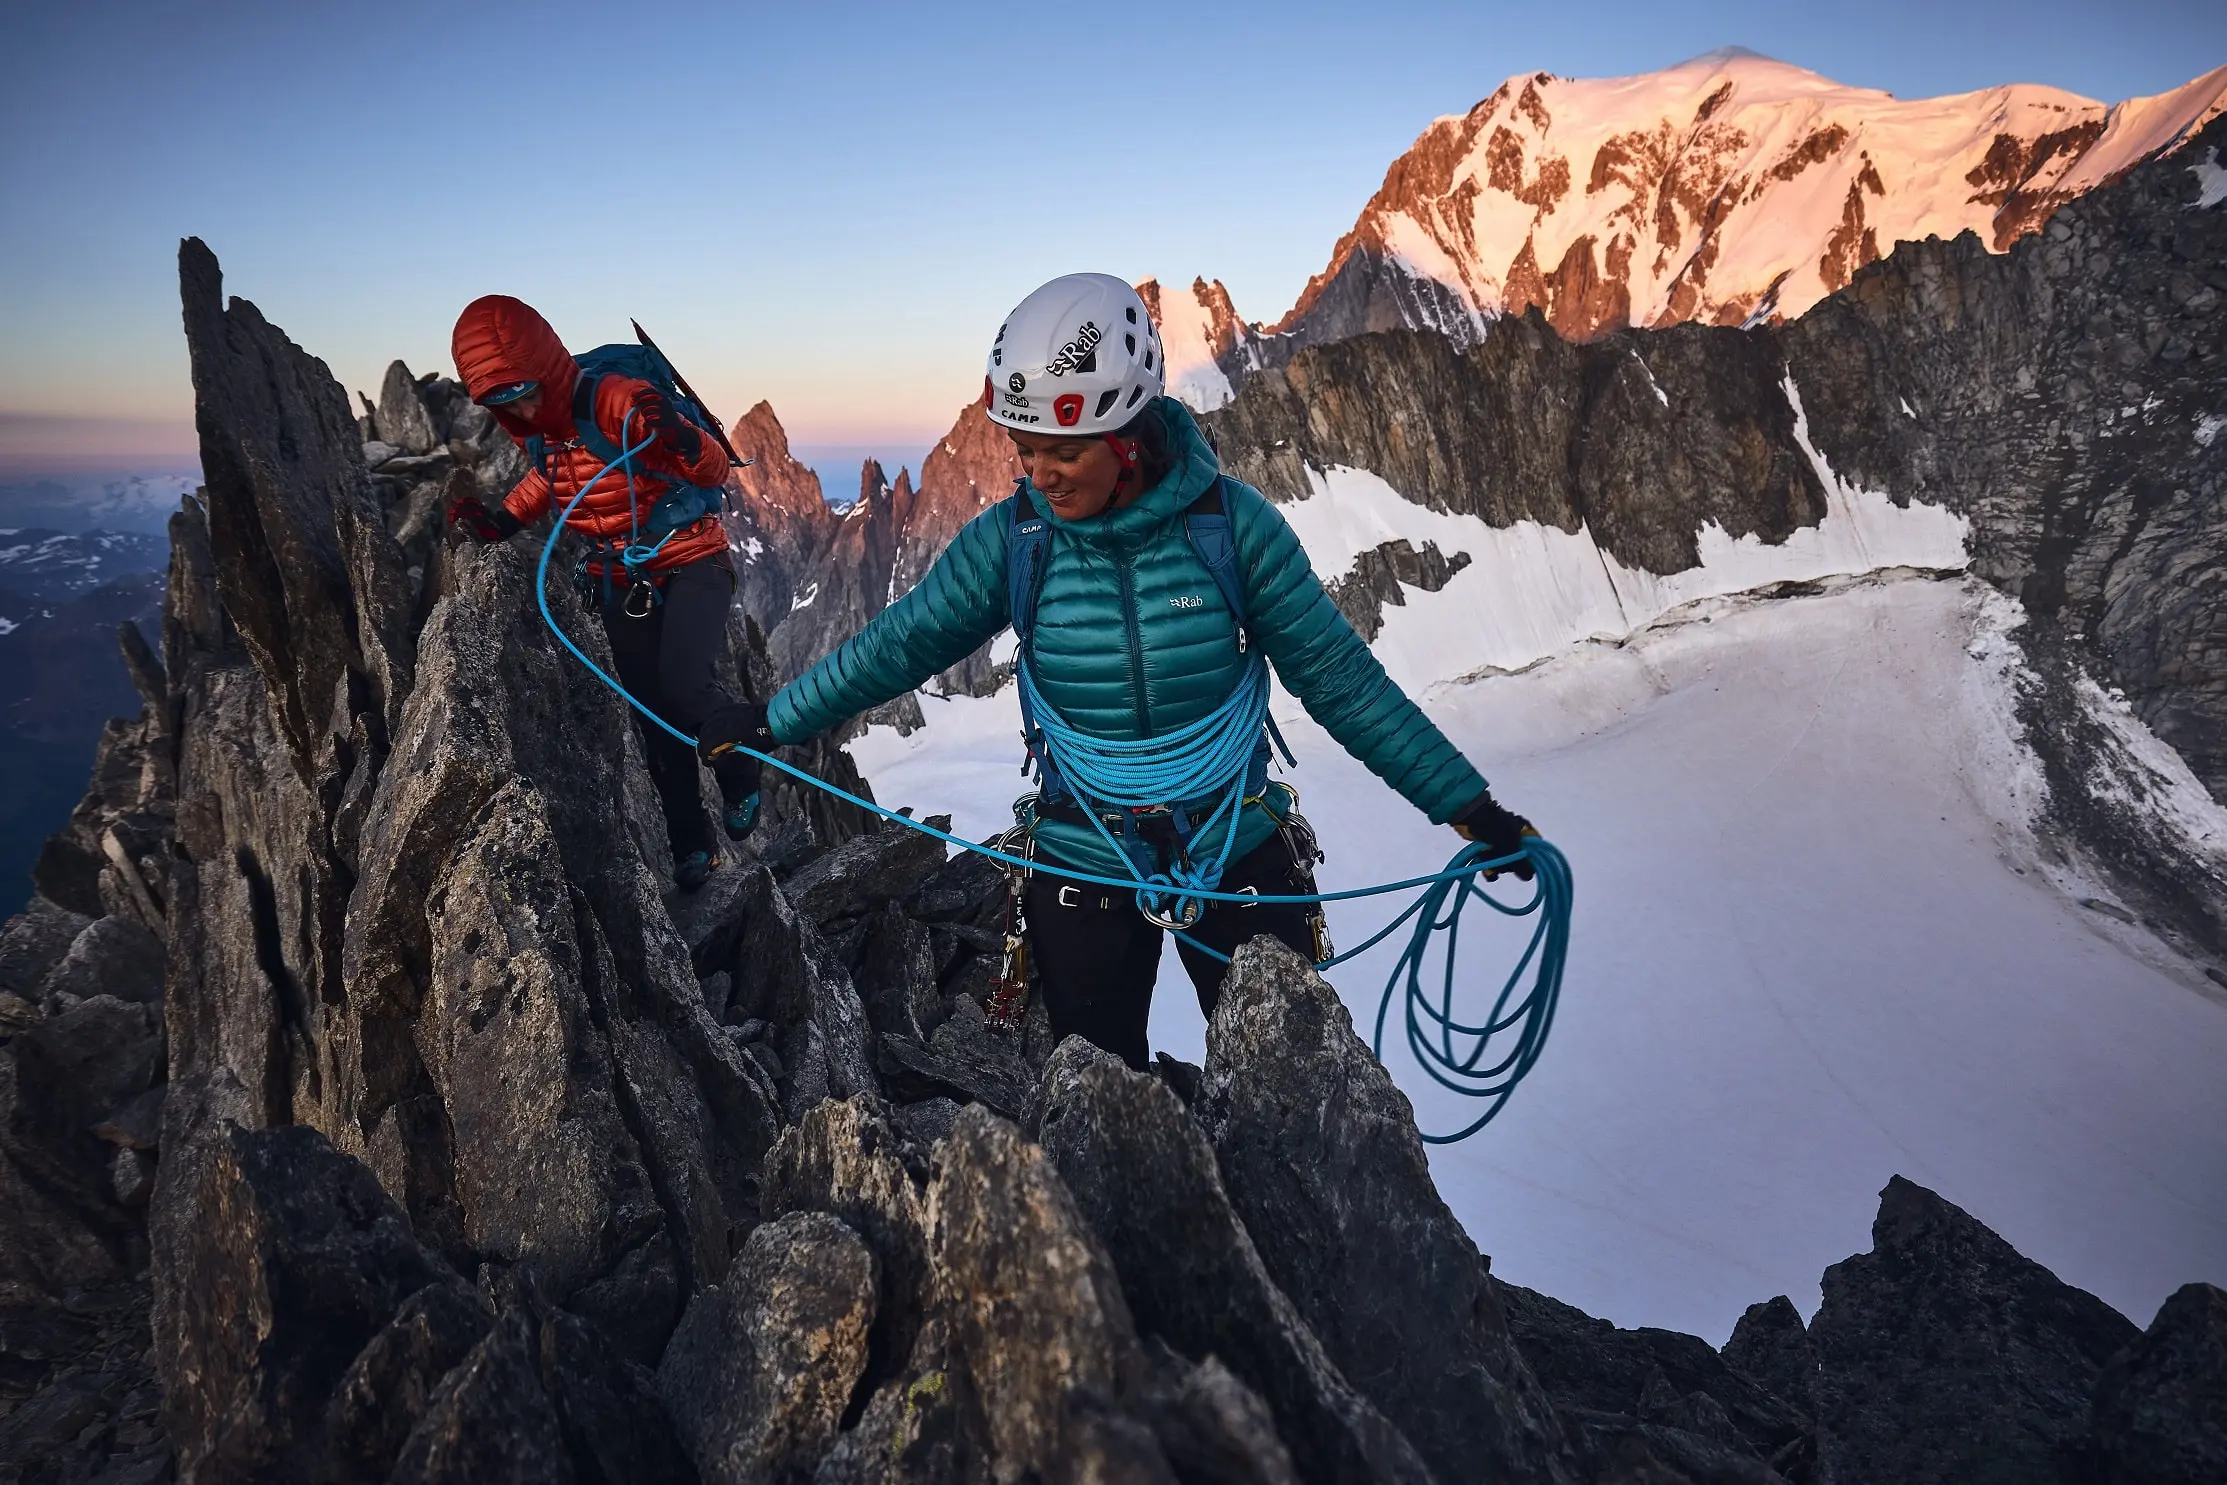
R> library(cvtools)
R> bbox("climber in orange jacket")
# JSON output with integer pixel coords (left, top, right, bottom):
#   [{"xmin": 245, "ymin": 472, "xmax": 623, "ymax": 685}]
[{"xmin": 449, "ymin": 294, "xmax": 760, "ymax": 890}]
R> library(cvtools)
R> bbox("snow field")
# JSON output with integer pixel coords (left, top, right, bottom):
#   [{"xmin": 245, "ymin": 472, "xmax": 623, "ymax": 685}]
[{"xmin": 1279, "ymin": 370, "xmax": 1970, "ymax": 700}]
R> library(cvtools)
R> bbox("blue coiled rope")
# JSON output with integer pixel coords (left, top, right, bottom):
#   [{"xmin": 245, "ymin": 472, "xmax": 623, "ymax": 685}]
[
  {"xmin": 527, "ymin": 447, "xmax": 1571, "ymax": 1141},
  {"xmin": 1017, "ymin": 651, "xmax": 1269, "ymax": 930}
]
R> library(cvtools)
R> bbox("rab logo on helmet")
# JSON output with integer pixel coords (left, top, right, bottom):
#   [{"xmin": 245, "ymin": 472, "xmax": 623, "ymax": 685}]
[
  {"xmin": 1053, "ymin": 394, "xmax": 1084, "ymax": 427},
  {"xmin": 1045, "ymin": 321, "xmax": 1101, "ymax": 377}
]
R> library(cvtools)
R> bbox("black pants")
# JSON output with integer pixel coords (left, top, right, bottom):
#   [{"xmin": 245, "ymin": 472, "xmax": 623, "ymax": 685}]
[
  {"xmin": 596, "ymin": 556, "xmax": 758, "ymax": 858},
  {"xmin": 1023, "ymin": 823, "xmax": 1325, "ymax": 1069}
]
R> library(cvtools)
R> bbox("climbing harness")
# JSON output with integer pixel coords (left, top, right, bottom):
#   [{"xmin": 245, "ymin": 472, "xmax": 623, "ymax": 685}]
[
  {"xmin": 1003, "ymin": 480, "xmax": 1299, "ymax": 931},
  {"xmin": 1017, "ymin": 653, "xmax": 1269, "ymax": 930},
  {"xmin": 531, "ymin": 461, "xmax": 1572, "ymax": 1141}
]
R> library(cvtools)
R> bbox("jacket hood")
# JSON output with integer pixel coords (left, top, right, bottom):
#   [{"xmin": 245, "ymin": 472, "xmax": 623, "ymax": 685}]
[
  {"xmin": 451, "ymin": 295, "xmax": 579, "ymax": 439},
  {"xmin": 1024, "ymin": 397, "xmax": 1221, "ymax": 552}
]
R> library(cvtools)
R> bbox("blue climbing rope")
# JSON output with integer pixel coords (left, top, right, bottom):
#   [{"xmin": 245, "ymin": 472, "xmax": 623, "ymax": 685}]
[
  {"xmin": 612, "ymin": 407, "xmax": 678, "ymax": 575},
  {"xmin": 1018, "ymin": 652, "xmax": 1268, "ymax": 930},
  {"xmin": 527, "ymin": 462, "xmax": 1570, "ymax": 1141}
]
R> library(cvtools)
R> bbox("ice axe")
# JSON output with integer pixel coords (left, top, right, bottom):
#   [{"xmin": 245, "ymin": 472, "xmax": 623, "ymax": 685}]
[{"xmin": 632, "ymin": 319, "xmax": 753, "ymax": 471}]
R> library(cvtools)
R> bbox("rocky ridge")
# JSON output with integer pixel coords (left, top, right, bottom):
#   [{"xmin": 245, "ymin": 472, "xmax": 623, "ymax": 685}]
[
  {"xmin": 737, "ymin": 399, "xmax": 1021, "ymax": 704},
  {"xmin": 2, "ymin": 242, "xmax": 2221, "ymax": 1484}
]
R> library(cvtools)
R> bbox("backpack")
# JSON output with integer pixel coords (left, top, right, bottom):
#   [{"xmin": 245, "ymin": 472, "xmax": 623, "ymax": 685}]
[
  {"xmin": 525, "ymin": 342, "xmax": 731, "ymax": 540},
  {"xmin": 1002, "ymin": 477, "xmax": 1289, "ymax": 808}
]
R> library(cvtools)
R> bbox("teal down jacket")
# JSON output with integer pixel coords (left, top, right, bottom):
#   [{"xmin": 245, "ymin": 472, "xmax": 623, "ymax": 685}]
[{"xmin": 769, "ymin": 398, "xmax": 1488, "ymax": 879}]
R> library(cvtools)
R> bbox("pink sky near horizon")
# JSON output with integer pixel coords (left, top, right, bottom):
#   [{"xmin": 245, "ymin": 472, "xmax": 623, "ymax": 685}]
[{"xmin": 0, "ymin": 414, "xmax": 199, "ymax": 481}]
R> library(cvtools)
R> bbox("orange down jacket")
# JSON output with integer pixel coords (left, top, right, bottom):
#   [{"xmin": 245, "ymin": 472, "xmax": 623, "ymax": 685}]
[{"xmin": 451, "ymin": 295, "xmax": 731, "ymax": 573}]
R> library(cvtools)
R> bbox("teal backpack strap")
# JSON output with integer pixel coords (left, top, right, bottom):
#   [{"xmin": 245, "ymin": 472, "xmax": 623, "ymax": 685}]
[
  {"xmin": 1002, "ymin": 486, "xmax": 1062, "ymax": 795},
  {"xmin": 1183, "ymin": 476, "xmax": 1249, "ymax": 650},
  {"xmin": 1002, "ymin": 485, "xmax": 1053, "ymax": 648}
]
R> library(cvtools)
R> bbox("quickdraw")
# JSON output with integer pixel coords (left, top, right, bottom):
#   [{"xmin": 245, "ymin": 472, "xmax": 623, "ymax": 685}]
[{"xmin": 984, "ymin": 817, "xmax": 1037, "ymax": 1033}]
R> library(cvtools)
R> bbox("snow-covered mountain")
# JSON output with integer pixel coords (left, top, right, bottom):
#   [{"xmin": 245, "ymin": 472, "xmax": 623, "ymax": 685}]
[
  {"xmin": 0, "ymin": 528, "xmax": 169, "ymax": 607},
  {"xmin": 1135, "ymin": 277, "xmax": 1258, "ymax": 413},
  {"xmin": 1151, "ymin": 50, "xmax": 2227, "ymax": 393}
]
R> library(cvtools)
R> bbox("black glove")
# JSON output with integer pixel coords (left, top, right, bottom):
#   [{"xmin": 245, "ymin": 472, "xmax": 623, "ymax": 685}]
[
  {"xmin": 698, "ymin": 700, "xmax": 775, "ymax": 766},
  {"xmin": 630, "ymin": 388, "xmax": 705, "ymax": 466},
  {"xmin": 1453, "ymin": 791, "xmax": 1539, "ymax": 881},
  {"xmin": 447, "ymin": 493, "xmax": 522, "ymax": 544}
]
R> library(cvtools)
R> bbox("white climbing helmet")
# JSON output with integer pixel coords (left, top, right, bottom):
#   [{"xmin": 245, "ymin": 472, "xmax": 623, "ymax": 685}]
[{"xmin": 984, "ymin": 273, "xmax": 1163, "ymax": 436}]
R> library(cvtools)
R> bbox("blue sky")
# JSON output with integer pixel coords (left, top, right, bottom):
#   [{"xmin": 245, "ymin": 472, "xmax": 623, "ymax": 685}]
[{"xmin": 2, "ymin": 0, "xmax": 2221, "ymax": 477}]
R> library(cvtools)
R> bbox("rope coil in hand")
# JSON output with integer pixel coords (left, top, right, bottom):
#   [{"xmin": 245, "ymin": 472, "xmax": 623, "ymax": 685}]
[{"xmin": 526, "ymin": 447, "xmax": 1571, "ymax": 1141}]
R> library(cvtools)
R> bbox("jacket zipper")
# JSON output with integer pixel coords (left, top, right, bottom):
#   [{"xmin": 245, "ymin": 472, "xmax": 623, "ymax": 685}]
[{"xmin": 1118, "ymin": 553, "xmax": 1151, "ymax": 735}]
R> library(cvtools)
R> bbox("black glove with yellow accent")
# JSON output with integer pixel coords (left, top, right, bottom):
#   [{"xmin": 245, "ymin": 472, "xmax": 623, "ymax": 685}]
[
  {"xmin": 1453, "ymin": 791, "xmax": 1540, "ymax": 882},
  {"xmin": 697, "ymin": 700, "xmax": 775, "ymax": 767}
]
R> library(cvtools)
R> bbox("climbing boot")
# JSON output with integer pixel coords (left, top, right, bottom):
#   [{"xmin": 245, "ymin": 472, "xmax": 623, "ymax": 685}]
[
  {"xmin": 723, "ymin": 792, "xmax": 762, "ymax": 842},
  {"xmin": 674, "ymin": 849, "xmax": 718, "ymax": 892}
]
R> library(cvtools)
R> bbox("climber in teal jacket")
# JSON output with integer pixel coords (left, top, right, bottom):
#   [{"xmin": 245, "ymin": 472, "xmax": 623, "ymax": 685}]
[{"xmin": 700, "ymin": 274, "xmax": 1537, "ymax": 1067}]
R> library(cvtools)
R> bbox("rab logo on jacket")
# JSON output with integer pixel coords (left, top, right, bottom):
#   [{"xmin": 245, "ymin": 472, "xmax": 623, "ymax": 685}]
[
  {"xmin": 1045, "ymin": 321, "xmax": 1101, "ymax": 377},
  {"xmin": 1053, "ymin": 394, "xmax": 1084, "ymax": 427}
]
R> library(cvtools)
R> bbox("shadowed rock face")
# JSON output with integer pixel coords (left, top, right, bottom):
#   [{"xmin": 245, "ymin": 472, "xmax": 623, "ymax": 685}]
[
  {"xmin": 1498, "ymin": 1283, "xmax": 1814, "ymax": 1479},
  {"xmin": 4, "ymin": 152, "xmax": 2225, "ymax": 1481},
  {"xmin": 656, "ymin": 1210, "xmax": 877, "ymax": 1485},
  {"xmin": 1199, "ymin": 939, "xmax": 1580, "ymax": 1485},
  {"xmin": 1781, "ymin": 121, "xmax": 2227, "ymax": 957},
  {"xmin": 2090, "ymin": 1280, "xmax": 2227, "ymax": 1485},
  {"xmin": 1038, "ymin": 1046, "xmax": 1437, "ymax": 1485},
  {"xmin": 1808, "ymin": 1176, "xmax": 2142, "ymax": 1485}
]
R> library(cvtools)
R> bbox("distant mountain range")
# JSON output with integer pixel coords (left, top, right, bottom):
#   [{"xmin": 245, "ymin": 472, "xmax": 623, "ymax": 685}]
[
  {"xmin": 0, "ymin": 528, "xmax": 170, "ymax": 612},
  {"xmin": 0, "ymin": 519, "xmax": 171, "ymax": 903},
  {"xmin": 0, "ymin": 473, "xmax": 195, "ymax": 536},
  {"xmin": 1146, "ymin": 51, "xmax": 2227, "ymax": 403}
]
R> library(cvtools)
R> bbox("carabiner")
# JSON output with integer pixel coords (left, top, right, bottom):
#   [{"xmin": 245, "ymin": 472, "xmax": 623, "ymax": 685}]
[
  {"xmin": 622, "ymin": 579, "xmax": 657, "ymax": 619},
  {"xmin": 1139, "ymin": 894, "xmax": 1205, "ymax": 932}
]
